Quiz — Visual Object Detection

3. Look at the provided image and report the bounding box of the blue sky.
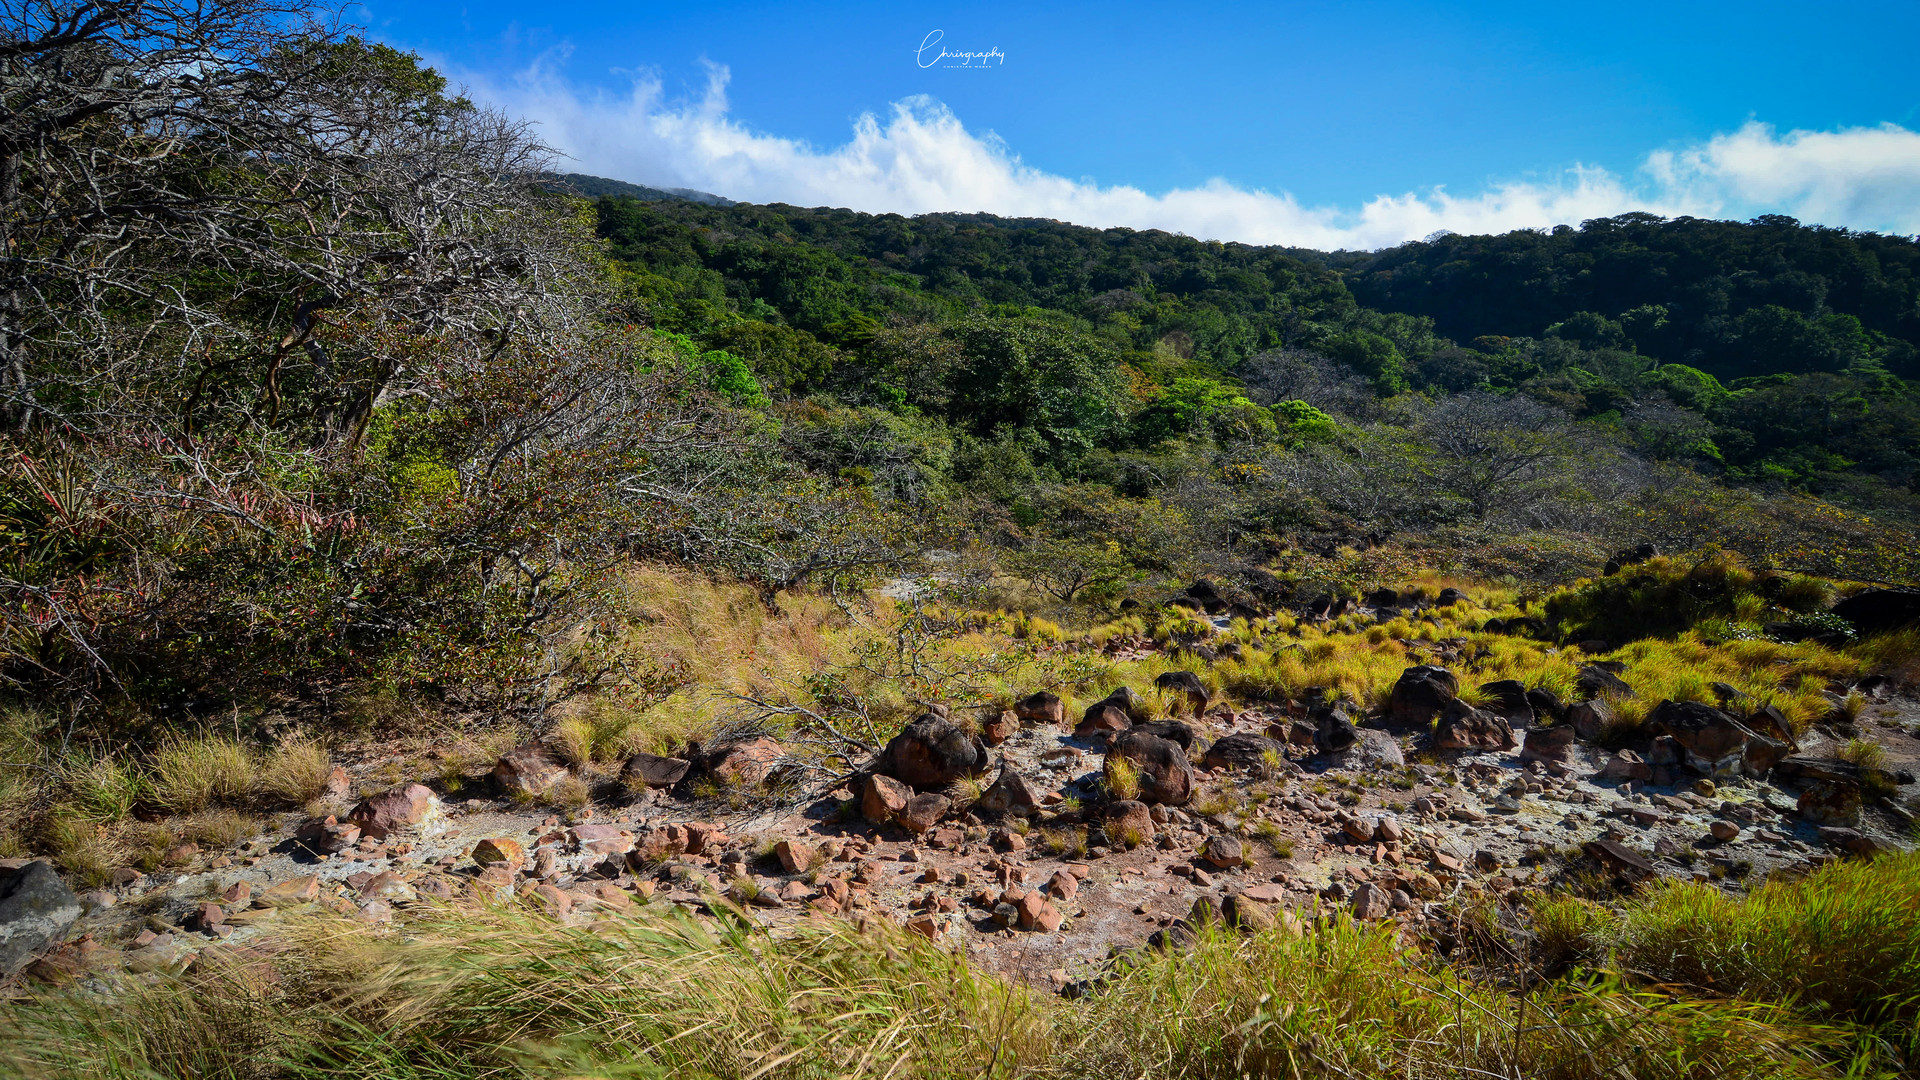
[356,0,1920,247]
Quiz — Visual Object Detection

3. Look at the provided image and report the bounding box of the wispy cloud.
[460,53,1920,249]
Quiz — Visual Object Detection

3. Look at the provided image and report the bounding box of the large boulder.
[0,861,81,975]
[1202,732,1285,772]
[1074,704,1132,741]
[877,714,988,790]
[492,745,567,797]
[1153,671,1212,714]
[1575,664,1634,698]
[1479,680,1535,727]
[1832,589,1920,635]
[1645,700,1758,772]
[1431,699,1516,751]
[1566,699,1613,742]
[1012,691,1066,728]
[1387,666,1459,727]
[348,783,441,840]
[1313,708,1359,753]
[620,752,691,789]
[1520,724,1574,763]
[1129,719,1195,750]
[973,762,1042,818]
[1324,727,1405,770]
[1526,687,1565,723]
[1104,729,1195,806]
[690,736,786,788]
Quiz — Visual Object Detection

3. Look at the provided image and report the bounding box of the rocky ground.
[9,642,1916,995]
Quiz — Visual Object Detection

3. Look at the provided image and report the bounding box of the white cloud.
[461,54,1920,249]
[1649,122,1920,236]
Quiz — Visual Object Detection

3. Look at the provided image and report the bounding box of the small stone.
[1350,882,1391,920]
[1709,821,1740,843]
[1199,834,1245,869]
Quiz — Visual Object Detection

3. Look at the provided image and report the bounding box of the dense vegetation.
[5,4,1920,1078]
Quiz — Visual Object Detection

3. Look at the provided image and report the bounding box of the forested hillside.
[8,7,1920,1079]
[594,194,1920,540]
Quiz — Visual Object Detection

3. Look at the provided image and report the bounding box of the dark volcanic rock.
[1129,719,1196,750]
[1387,666,1459,728]
[1153,670,1212,714]
[1104,729,1196,806]
[1432,699,1516,751]
[621,752,691,789]
[0,861,81,975]
[878,714,989,790]
[1202,732,1285,772]
[1832,589,1920,635]
[1479,679,1535,727]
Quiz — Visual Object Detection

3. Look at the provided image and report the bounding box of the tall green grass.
[1614,852,1920,1046]
[0,902,1880,1080]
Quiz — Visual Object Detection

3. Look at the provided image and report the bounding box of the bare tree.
[1413,392,1585,521]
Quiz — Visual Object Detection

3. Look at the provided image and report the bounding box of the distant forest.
[594,195,1920,519]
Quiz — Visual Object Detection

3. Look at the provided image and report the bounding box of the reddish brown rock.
[1100,800,1156,846]
[981,711,1018,747]
[567,824,634,856]
[897,793,951,834]
[860,773,912,825]
[348,784,439,841]
[1013,691,1066,728]
[1199,834,1246,869]
[295,816,361,854]
[259,875,321,906]
[775,839,815,874]
[531,883,573,917]
[974,762,1041,818]
[1600,749,1652,783]
[1104,729,1195,806]
[1074,704,1132,741]
[322,766,352,800]
[1046,870,1079,901]
[1350,882,1392,920]
[697,737,786,788]
[878,715,988,790]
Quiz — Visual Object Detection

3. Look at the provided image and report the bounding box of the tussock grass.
[0,882,1901,1079]
[1614,852,1920,1045]
[61,754,145,823]
[259,735,334,805]
[1851,627,1920,687]
[1075,918,1846,1080]
[1838,738,1889,771]
[0,906,1048,1080]
[147,735,255,814]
